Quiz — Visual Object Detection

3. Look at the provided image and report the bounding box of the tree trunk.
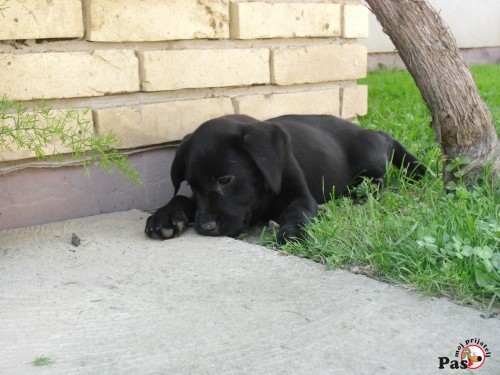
[364,0,498,185]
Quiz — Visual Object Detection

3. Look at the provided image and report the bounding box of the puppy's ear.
[171,134,192,196]
[243,123,290,194]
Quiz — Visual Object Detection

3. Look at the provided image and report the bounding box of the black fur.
[145,114,428,243]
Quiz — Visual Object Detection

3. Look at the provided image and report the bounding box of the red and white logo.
[438,338,492,370]
[460,344,486,370]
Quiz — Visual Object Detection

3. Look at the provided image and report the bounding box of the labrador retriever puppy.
[145,114,428,243]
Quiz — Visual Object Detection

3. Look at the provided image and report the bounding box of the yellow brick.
[230,2,340,39]
[85,0,229,41]
[139,49,269,91]
[94,98,234,148]
[94,107,144,148]
[0,109,93,162]
[272,44,367,85]
[235,89,340,119]
[343,4,369,38]
[0,0,83,40]
[0,51,139,101]
[342,85,368,119]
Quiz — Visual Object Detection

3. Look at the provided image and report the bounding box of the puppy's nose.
[200,220,218,233]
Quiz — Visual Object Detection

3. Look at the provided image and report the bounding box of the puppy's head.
[171,115,290,237]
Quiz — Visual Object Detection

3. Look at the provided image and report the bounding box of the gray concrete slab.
[0,210,498,374]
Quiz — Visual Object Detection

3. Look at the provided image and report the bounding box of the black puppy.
[145,114,427,243]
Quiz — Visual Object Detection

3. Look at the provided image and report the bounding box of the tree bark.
[364,0,498,185]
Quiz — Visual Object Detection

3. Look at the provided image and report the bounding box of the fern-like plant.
[0,96,141,184]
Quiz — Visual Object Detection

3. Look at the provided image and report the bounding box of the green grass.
[270,64,499,309]
[32,356,54,367]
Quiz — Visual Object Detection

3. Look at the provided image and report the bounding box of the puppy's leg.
[145,195,196,239]
[276,196,318,244]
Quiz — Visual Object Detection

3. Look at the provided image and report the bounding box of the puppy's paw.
[145,196,196,240]
[277,224,303,245]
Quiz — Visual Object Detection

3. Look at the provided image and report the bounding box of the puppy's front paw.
[145,196,196,240]
[277,224,303,245]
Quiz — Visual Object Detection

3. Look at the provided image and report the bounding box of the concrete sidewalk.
[1,210,498,374]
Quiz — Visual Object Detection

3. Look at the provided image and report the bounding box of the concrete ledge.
[368,47,500,70]
[0,148,188,230]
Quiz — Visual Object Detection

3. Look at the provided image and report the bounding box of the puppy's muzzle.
[197,220,219,236]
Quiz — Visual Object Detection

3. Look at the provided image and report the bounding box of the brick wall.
[0,0,368,163]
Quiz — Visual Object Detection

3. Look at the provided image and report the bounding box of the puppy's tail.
[379,131,430,179]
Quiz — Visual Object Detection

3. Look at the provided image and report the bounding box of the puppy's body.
[145,114,427,243]
[266,115,398,199]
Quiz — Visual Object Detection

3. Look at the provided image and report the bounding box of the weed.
[32,356,54,367]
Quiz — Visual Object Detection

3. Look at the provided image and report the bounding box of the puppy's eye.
[217,175,234,186]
